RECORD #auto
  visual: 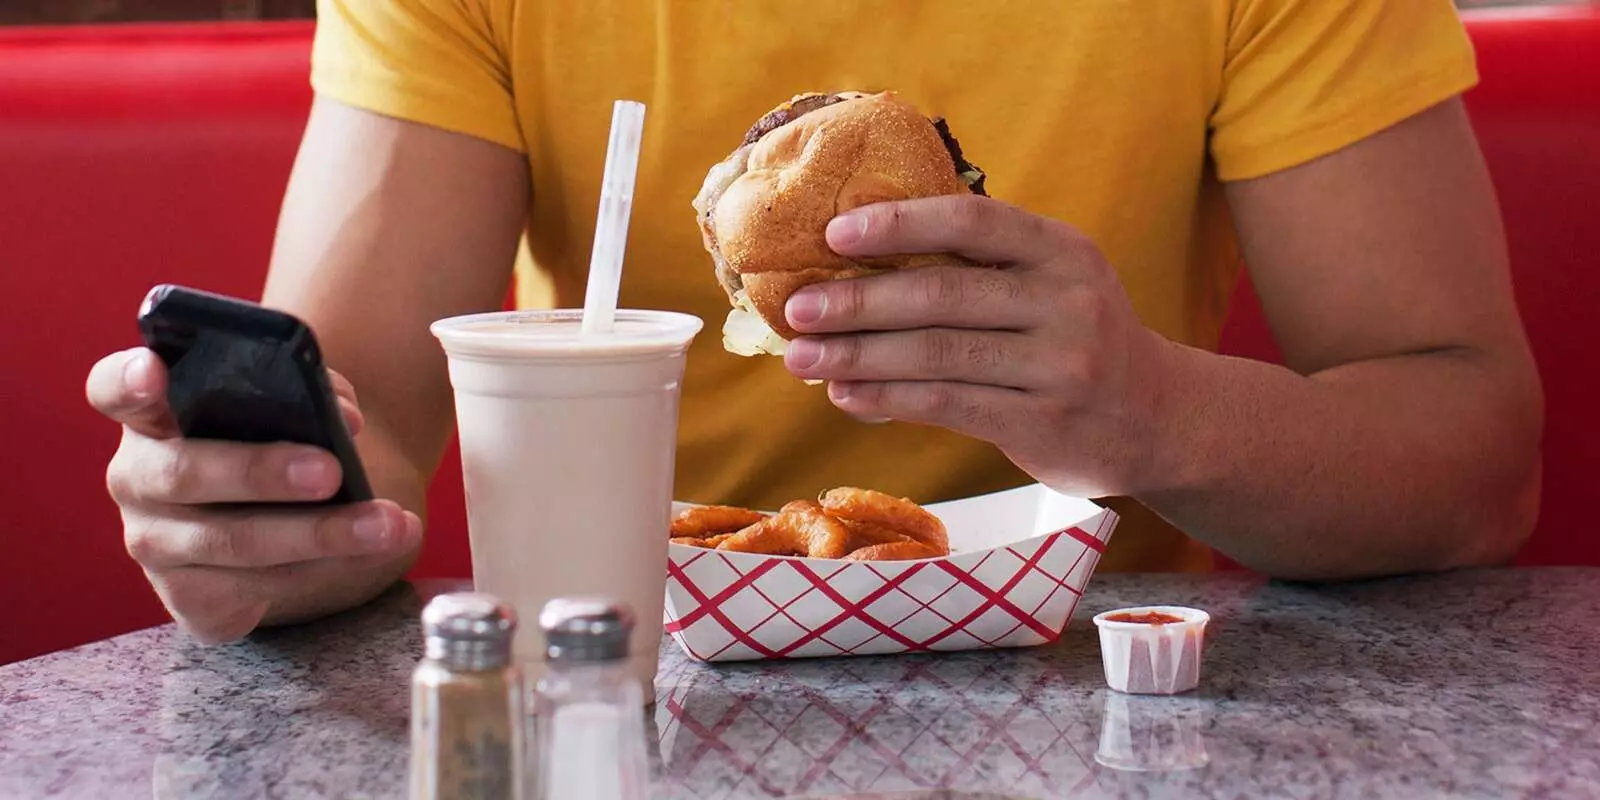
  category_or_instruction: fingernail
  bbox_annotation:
[786,338,821,370]
[123,351,156,400]
[787,292,826,326]
[826,213,868,248]
[352,508,392,551]
[857,415,892,425]
[287,455,336,494]
[829,382,853,403]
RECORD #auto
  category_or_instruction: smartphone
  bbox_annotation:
[136,283,374,505]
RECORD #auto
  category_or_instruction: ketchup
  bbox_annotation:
[1105,610,1186,625]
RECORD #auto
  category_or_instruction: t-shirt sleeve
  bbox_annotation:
[310,0,524,153]
[1209,0,1478,182]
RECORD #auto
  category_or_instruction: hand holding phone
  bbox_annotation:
[84,284,418,644]
[136,283,373,504]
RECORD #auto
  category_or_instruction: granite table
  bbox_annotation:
[2,569,1597,799]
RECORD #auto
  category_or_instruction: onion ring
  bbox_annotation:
[667,487,951,561]
[712,500,858,559]
[671,505,768,538]
[669,532,738,549]
[844,540,946,561]
[819,488,948,552]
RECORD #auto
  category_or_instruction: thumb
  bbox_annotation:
[86,348,180,440]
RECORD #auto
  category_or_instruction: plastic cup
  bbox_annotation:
[1091,606,1210,695]
[430,308,704,704]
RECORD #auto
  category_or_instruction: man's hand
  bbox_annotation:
[779,98,1542,582]
[88,98,526,642]
[781,195,1172,500]
[87,347,422,643]
[86,97,529,641]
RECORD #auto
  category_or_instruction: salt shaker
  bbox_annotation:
[410,592,526,800]
[530,597,651,800]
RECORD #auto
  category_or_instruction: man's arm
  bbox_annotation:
[1139,96,1543,579]
[258,97,529,620]
[782,96,1541,582]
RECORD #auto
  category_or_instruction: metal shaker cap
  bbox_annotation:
[423,592,518,640]
[538,597,635,663]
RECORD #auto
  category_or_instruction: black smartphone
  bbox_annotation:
[136,283,374,505]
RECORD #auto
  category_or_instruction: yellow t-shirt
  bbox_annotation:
[310,0,1478,573]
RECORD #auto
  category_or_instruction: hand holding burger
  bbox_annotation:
[693,91,988,356]
[693,90,1180,500]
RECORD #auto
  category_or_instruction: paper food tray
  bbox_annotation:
[663,484,1118,662]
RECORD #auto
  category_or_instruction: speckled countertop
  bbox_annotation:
[3,570,1597,799]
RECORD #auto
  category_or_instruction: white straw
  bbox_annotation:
[581,99,647,335]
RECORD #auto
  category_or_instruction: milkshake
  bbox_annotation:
[430,309,704,704]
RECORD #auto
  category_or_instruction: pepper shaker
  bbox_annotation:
[410,592,526,800]
[530,597,651,800]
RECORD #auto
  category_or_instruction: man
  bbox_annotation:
[86,0,1542,644]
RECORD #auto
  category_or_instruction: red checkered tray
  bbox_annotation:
[663,484,1118,662]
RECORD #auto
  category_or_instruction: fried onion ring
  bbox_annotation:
[819,488,949,552]
[669,532,738,549]
[836,519,915,547]
[844,540,947,561]
[712,500,860,559]
[667,488,951,561]
[671,505,768,538]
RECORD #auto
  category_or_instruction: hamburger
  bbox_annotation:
[691,91,988,357]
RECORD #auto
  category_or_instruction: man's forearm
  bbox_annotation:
[1136,338,1543,581]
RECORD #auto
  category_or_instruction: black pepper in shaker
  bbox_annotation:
[410,592,526,800]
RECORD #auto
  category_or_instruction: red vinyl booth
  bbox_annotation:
[2,6,1597,665]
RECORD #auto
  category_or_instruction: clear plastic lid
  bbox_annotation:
[430,309,703,358]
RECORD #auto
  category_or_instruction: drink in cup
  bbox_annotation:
[430,308,703,704]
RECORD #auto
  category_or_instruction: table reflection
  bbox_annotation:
[1094,692,1210,772]
[141,581,1220,799]
[653,650,1216,798]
